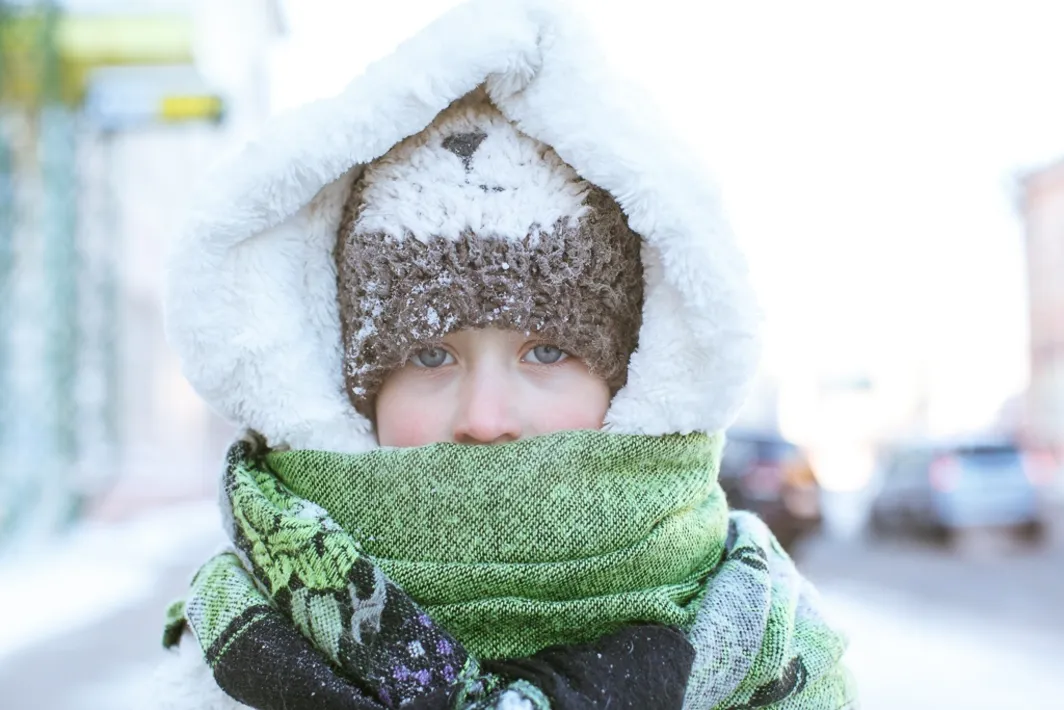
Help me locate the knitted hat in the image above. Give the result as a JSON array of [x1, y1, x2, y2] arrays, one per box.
[[335, 93, 644, 417]]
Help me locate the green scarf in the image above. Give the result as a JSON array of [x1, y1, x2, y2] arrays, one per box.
[[166, 431, 856, 709], [267, 430, 728, 658]]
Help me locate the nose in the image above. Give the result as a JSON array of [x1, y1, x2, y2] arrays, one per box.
[[452, 370, 521, 445]]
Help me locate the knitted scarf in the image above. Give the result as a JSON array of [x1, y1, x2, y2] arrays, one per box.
[[165, 431, 856, 710]]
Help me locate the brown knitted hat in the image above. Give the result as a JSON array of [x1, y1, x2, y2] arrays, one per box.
[[335, 93, 643, 418]]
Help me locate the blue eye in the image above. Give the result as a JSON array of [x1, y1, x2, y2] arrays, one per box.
[[412, 347, 452, 368], [525, 345, 566, 365]]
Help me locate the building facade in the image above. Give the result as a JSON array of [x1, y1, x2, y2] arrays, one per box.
[[1019, 159, 1064, 459], [0, 0, 285, 538]]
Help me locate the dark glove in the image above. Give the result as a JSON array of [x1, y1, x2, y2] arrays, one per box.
[[198, 555, 473, 710], [481, 624, 696, 710], [205, 611, 391, 710]]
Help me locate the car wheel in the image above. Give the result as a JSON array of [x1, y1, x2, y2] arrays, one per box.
[[927, 522, 954, 547], [1016, 520, 1047, 545], [866, 507, 890, 540]]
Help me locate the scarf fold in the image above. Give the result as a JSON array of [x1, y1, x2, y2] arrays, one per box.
[[165, 431, 857, 710], [265, 431, 729, 658]]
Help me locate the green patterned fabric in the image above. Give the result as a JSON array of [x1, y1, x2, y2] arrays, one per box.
[[167, 430, 857, 709], [683, 512, 858, 709], [267, 430, 729, 658]]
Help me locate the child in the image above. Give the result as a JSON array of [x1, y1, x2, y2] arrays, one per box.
[[157, 1, 856, 708]]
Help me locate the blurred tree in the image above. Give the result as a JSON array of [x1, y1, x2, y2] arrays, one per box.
[[0, 2, 12, 539], [0, 2, 229, 545], [0, 0, 83, 540], [38, 1, 82, 524]]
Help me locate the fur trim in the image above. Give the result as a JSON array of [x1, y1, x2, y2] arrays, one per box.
[[151, 634, 250, 710], [164, 0, 762, 452], [497, 691, 536, 710]]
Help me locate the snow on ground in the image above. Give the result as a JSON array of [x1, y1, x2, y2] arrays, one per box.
[[70, 661, 162, 710], [0, 500, 222, 662], [820, 581, 1064, 709]]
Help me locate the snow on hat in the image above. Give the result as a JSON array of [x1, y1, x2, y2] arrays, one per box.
[[334, 92, 643, 416]]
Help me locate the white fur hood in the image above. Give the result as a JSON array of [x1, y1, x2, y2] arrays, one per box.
[[164, 0, 762, 453]]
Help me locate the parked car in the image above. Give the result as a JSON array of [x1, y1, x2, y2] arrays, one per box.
[[719, 430, 822, 551], [868, 438, 1049, 544]]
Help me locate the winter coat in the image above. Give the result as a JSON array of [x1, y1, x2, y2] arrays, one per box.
[[156, 0, 766, 707]]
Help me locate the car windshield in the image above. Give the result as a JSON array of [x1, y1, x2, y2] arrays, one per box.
[[757, 440, 799, 462], [952, 446, 1023, 476]]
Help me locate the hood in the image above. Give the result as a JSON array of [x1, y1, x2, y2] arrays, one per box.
[[164, 0, 762, 453]]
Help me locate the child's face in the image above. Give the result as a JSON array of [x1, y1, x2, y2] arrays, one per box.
[[375, 328, 611, 446]]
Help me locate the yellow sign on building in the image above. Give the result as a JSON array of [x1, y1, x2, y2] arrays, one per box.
[[0, 12, 220, 116]]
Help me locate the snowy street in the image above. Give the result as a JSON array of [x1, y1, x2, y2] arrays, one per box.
[[1, 499, 1062, 709], [0, 502, 222, 710], [803, 530, 1064, 709]]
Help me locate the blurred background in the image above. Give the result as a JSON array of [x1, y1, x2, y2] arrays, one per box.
[[0, 0, 1062, 708]]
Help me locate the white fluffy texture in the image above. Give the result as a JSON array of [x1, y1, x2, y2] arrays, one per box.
[[497, 691, 536, 710], [355, 95, 588, 245], [152, 634, 251, 710], [164, 0, 762, 452]]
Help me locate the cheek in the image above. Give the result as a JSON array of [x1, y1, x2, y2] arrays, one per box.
[[375, 376, 451, 447], [528, 369, 611, 434]]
